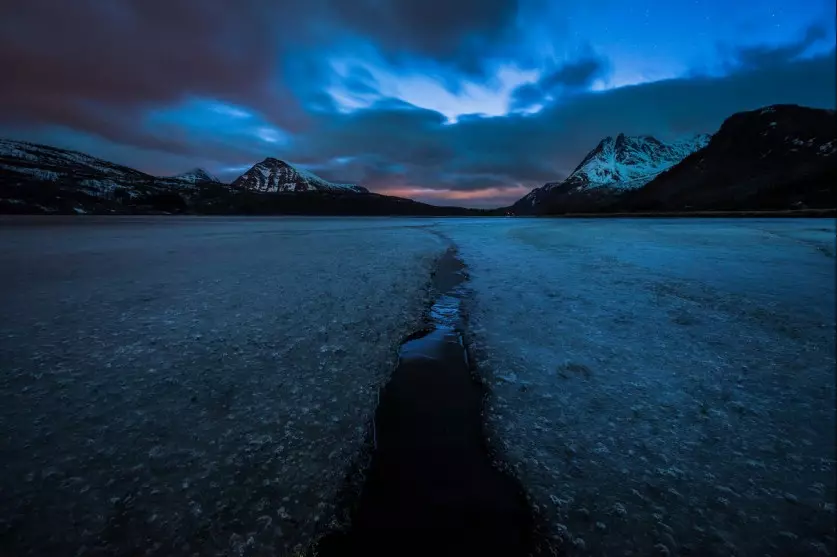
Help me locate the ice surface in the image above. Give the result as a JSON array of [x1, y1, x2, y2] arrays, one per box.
[[0, 216, 447, 556], [1, 216, 834, 556], [436, 218, 836, 556]]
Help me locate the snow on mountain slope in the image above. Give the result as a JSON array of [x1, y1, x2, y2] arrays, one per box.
[[0, 138, 209, 213], [171, 168, 221, 184], [231, 158, 368, 194], [560, 133, 711, 191], [515, 133, 709, 210], [625, 104, 837, 211], [0, 138, 147, 180]]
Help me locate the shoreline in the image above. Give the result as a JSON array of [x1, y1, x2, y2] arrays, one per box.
[[1, 208, 836, 219], [536, 208, 837, 218]]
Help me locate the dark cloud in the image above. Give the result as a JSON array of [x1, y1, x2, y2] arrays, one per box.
[[0, 0, 531, 151], [541, 54, 611, 89], [341, 66, 381, 95], [325, 0, 524, 74], [1, 1, 834, 207], [293, 100, 451, 166], [0, 0, 320, 161], [284, 48, 835, 198], [511, 49, 611, 109], [1, 1, 294, 114], [733, 25, 829, 69]]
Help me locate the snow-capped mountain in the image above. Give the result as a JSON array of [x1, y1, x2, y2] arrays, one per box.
[[0, 139, 225, 214], [623, 104, 837, 212], [562, 133, 710, 191], [1, 138, 148, 190], [514, 133, 709, 212], [171, 168, 220, 184], [232, 158, 368, 194], [0, 138, 198, 200]]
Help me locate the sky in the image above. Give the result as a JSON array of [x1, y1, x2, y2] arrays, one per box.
[[1, 0, 835, 207]]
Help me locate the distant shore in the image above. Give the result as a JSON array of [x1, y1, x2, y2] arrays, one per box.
[[1, 207, 834, 218], [538, 208, 837, 218]]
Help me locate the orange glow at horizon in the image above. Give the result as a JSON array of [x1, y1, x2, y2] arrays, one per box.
[[375, 185, 531, 202]]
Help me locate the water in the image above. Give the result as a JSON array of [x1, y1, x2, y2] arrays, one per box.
[[317, 249, 535, 556]]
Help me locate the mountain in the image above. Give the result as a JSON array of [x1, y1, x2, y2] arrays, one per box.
[[232, 158, 368, 194], [0, 138, 172, 192], [0, 138, 201, 214], [621, 104, 837, 212], [0, 139, 478, 216], [513, 133, 709, 213], [171, 168, 220, 184]]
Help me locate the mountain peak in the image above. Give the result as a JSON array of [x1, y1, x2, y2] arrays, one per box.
[[259, 157, 290, 167], [173, 168, 219, 183], [568, 134, 705, 184], [597, 136, 616, 147], [232, 159, 367, 194], [625, 104, 836, 211], [515, 133, 709, 212]]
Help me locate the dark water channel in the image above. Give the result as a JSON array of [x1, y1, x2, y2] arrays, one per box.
[[318, 248, 535, 556]]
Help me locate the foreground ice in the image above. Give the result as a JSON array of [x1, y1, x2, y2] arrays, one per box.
[[439, 218, 836, 556], [1, 216, 834, 556], [0, 216, 446, 555]]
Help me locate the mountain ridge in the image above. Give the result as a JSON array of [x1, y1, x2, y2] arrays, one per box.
[[619, 104, 836, 212], [514, 133, 709, 212], [1, 104, 834, 216], [511, 104, 835, 214], [171, 168, 221, 184], [232, 158, 368, 194], [0, 139, 476, 215]]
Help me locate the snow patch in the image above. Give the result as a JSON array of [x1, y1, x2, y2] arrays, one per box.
[[0, 138, 133, 177], [171, 168, 219, 184], [235, 159, 364, 193], [80, 179, 125, 196], [0, 164, 60, 181], [562, 133, 709, 192]]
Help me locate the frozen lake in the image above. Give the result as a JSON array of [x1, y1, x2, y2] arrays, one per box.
[[1, 216, 834, 556]]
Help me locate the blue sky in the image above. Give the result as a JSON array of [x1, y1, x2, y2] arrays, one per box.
[[1, 0, 834, 206]]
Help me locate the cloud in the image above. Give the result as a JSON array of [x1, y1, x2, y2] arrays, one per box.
[[284, 48, 836, 204], [510, 49, 611, 109], [339, 65, 381, 96], [0, 0, 318, 163], [323, 0, 527, 74], [0, 0, 535, 151], [730, 25, 831, 70], [0, 1, 834, 208]]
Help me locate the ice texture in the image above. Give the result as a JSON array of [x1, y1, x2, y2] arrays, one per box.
[[439, 217, 836, 556], [1, 216, 834, 556], [0, 216, 446, 556]]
